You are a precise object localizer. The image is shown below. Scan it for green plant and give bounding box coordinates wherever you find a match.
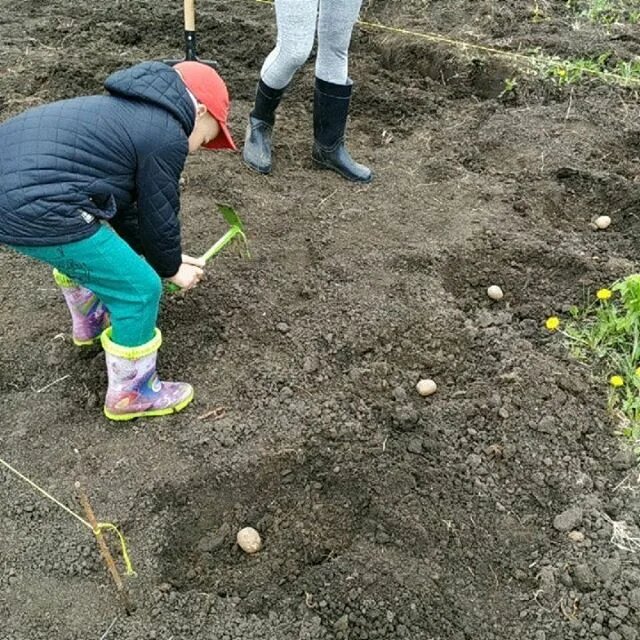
[539,52,640,87]
[566,0,640,24]
[500,77,519,97]
[615,58,640,81]
[547,275,640,452]
[354,19,640,89]
[531,1,549,22]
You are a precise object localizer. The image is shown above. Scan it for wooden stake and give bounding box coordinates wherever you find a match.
[75,481,133,614]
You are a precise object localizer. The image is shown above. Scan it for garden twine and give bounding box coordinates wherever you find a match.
[0,456,135,576]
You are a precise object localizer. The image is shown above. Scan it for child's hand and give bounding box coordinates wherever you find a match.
[168,261,204,290]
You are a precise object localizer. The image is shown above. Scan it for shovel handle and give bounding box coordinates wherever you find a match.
[184,0,196,31]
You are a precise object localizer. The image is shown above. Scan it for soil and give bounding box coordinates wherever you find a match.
[2,1,640,639]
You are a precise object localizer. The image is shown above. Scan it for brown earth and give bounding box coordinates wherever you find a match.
[1,1,640,639]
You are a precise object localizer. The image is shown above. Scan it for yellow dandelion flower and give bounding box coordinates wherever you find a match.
[636,367,640,377]
[610,375,624,388]
[545,316,560,331]
[596,288,612,301]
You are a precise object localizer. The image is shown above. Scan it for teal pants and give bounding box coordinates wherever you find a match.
[10,225,161,347]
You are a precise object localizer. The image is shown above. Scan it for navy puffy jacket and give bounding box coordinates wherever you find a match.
[0,62,196,277]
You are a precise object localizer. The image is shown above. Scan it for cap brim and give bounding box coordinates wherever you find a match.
[204,121,237,151]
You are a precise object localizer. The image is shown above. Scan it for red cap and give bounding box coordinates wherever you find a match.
[174,61,237,151]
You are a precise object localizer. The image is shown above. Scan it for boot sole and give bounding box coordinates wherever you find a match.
[74,337,100,347]
[103,388,195,422]
[312,157,373,184]
[242,156,272,175]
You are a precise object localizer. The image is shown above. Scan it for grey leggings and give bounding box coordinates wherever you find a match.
[260,0,363,89]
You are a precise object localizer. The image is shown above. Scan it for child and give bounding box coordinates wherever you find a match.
[242,0,372,183]
[0,60,236,421]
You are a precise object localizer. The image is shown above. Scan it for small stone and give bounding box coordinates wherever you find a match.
[392,386,408,402]
[513,199,529,213]
[85,391,100,410]
[629,587,640,611]
[334,614,349,632]
[406,438,423,455]
[596,557,621,582]
[594,215,611,229]
[553,507,583,532]
[538,415,557,434]
[394,404,420,431]
[538,566,555,598]
[620,624,638,640]
[375,529,391,544]
[559,571,573,587]
[242,590,264,613]
[568,530,585,543]
[303,355,319,373]
[198,522,231,553]
[466,453,482,469]
[572,564,596,592]
[535,632,546,640]
[487,285,504,301]
[416,379,437,397]
[612,449,636,471]
[610,605,629,620]
[276,322,290,333]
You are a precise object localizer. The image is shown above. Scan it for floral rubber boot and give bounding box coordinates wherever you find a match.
[100,327,194,421]
[53,269,110,346]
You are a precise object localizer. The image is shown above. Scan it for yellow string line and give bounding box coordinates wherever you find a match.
[252,0,640,87]
[96,522,136,576]
[0,455,135,576]
[359,19,542,65]
[0,456,92,529]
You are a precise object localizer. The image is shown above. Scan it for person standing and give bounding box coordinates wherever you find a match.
[242,0,372,183]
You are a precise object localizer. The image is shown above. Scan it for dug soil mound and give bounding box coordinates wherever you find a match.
[1,1,640,639]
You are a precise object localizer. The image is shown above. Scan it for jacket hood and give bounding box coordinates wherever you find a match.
[104,61,195,137]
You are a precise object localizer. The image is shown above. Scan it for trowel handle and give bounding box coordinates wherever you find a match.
[201,227,243,264]
[184,0,196,31]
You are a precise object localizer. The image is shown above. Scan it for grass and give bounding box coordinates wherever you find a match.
[527,1,640,88]
[542,53,640,86]
[566,0,640,24]
[357,7,640,89]
[548,275,640,452]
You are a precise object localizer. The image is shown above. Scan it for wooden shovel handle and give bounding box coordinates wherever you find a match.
[184,0,196,31]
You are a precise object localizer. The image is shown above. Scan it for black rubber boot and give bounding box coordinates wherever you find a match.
[312,78,373,183]
[242,79,286,174]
